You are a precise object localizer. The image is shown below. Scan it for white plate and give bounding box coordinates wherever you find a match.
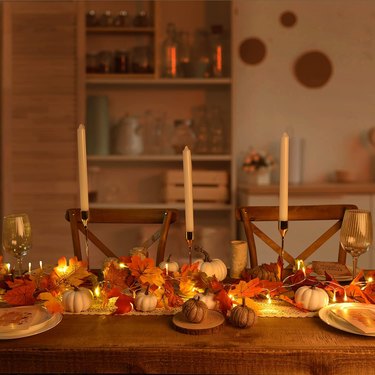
[319,303,375,336]
[0,306,62,340]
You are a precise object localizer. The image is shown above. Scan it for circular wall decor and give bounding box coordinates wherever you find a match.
[239,37,267,65]
[280,11,297,27]
[294,51,333,88]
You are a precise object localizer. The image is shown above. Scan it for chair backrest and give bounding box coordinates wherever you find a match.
[235,204,358,268]
[65,208,179,265]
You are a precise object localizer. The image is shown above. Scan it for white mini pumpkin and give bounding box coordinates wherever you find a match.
[196,247,227,281]
[135,290,158,312]
[196,291,216,310]
[62,287,93,313]
[294,285,329,311]
[159,254,179,273]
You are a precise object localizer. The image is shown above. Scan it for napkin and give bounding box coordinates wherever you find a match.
[0,306,42,332]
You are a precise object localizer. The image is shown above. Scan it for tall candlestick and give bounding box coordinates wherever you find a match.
[77,124,89,212]
[183,146,194,233]
[183,146,194,265]
[279,132,289,222]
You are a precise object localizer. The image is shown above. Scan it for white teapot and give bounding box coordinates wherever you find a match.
[112,115,144,155]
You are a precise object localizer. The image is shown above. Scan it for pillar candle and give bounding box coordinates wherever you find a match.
[183,146,194,233]
[279,132,289,221]
[77,124,89,212]
[230,240,248,279]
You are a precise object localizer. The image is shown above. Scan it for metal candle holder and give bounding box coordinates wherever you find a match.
[278,220,288,259]
[185,231,194,266]
[81,210,90,269]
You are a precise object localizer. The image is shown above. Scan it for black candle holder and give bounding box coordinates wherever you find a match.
[185,231,194,266]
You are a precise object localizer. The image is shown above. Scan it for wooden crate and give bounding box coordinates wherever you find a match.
[164,170,229,203]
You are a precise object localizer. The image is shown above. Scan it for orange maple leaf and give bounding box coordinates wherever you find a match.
[4,279,36,306]
[258,279,285,297]
[38,292,64,314]
[230,278,264,299]
[139,266,165,287]
[126,256,154,278]
[103,262,129,290]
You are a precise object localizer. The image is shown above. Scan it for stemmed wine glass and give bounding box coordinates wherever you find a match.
[340,209,373,279]
[2,213,32,276]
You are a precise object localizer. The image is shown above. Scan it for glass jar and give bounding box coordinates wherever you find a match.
[171,119,196,153]
[86,10,97,27]
[192,106,210,154]
[161,23,178,78]
[131,46,153,73]
[114,50,129,73]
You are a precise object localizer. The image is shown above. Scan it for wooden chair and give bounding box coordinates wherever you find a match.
[65,208,179,265]
[235,204,358,268]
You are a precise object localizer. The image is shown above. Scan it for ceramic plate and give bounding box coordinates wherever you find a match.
[319,303,375,336]
[0,305,62,340]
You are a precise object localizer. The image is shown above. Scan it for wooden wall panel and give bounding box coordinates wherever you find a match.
[3,2,80,266]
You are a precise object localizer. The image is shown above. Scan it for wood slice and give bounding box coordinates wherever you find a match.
[172,311,225,335]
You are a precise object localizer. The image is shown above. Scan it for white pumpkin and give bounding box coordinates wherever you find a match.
[196,247,227,281]
[196,292,216,310]
[62,287,93,313]
[159,254,179,273]
[294,286,329,311]
[135,291,158,312]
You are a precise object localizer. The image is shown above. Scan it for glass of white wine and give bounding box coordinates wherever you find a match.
[2,213,32,277]
[340,209,373,279]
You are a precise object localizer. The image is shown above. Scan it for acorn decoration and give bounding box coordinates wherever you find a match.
[182,296,208,323]
[229,298,257,329]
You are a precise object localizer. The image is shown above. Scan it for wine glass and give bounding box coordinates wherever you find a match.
[340,209,373,279]
[2,213,32,276]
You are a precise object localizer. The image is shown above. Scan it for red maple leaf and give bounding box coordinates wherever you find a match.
[106,287,134,314]
[215,289,233,315]
[4,279,36,306]
[125,256,154,279]
[258,280,285,298]
[230,278,264,298]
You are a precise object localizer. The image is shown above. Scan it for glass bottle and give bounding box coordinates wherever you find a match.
[192,106,210,154]
[177,31,191,77]
[192,29,210,78]
[162,23,178,78]
[210,25,224,77]
[209,105,225,154]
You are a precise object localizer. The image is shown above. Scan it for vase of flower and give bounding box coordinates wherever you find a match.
[242,149,275,186]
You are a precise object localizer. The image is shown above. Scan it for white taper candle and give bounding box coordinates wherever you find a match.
[183,146,194,233]
[279,132,289,221]
[77,124,89,212]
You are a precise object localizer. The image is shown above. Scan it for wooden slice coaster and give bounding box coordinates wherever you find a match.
[172,310,225,335]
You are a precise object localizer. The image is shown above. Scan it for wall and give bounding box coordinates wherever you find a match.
[233,0,375,184]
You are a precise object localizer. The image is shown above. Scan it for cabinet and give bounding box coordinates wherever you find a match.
[79,1,234,267]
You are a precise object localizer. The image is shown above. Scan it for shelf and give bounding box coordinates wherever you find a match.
[87,26,155,34]
[87,154,232,162]
[238,183,375,196]
[86,75,232,86]
[90,202,233,211]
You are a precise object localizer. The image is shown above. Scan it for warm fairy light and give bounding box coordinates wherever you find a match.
[5,263,10,274]
[344,290,348,301]
[228,294,236,302]
[39,261,43,270]
[28,262,32,273]
[332,290,337,302]
[119,262,126,269]
[166,263,169,276]
[367,276,373,283]
[302,266,306,277]
[266,293,272,304]
[94,285,101,298]
[57,265,68,274]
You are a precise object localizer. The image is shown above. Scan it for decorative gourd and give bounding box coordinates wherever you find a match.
[249,264,278,282]
[182,296,208,323]
[196,290,216,310]
[196,247,227,281]
[229,299,257,329]
[159,254,179,273]
[294,285,329,311]
[62,287,93,313]
[135,289,158,312]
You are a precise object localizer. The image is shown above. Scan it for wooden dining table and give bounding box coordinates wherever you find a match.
[0,312,373,375]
